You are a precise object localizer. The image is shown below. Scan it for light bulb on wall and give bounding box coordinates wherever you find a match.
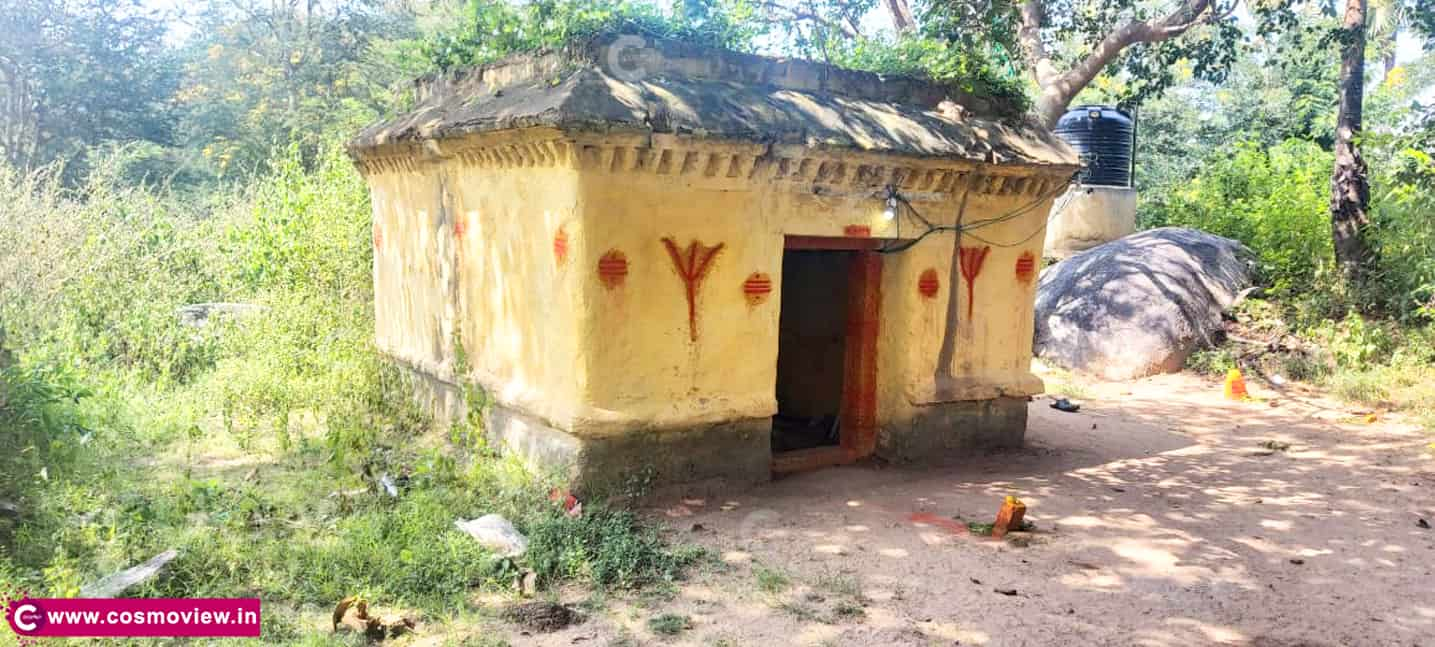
[882,194,897,221]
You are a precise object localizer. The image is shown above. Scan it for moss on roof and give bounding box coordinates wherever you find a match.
[350,34,1077,169]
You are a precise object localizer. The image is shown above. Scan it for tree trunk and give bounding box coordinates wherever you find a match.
[1330,0,1373,291]
[1019,0,1218,128]
[883,0,917,33]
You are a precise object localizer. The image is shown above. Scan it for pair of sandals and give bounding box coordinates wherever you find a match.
[1049,397,1081,413]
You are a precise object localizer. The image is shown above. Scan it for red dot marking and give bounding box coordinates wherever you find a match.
[844,224,872,238]
[743,272,773,305]
[1015,251,1037,284]
[554,227,569,265]
[918,268,940,298]
[597,250,628,289]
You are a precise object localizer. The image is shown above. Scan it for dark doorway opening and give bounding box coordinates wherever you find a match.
[770,237,882,475]
[772,249,853,454]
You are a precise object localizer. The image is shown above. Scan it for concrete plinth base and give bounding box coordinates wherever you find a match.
[399,360,467,427]
[877,397,1028,463]
[485,402,772,498]
[396,361,1028,491]
[395,360,772,496]
[1044,185,1137,259]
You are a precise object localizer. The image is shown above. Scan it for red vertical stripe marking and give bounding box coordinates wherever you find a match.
[553,227,568,265]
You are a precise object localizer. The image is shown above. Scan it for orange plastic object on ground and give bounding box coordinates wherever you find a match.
[992,496,1027,539]
[1224,368,1249,400]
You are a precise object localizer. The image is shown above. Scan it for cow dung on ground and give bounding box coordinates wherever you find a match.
[503,601,583,633]
[1034,227,1254,380]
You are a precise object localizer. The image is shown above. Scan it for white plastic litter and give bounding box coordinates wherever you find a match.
[454,514,528,557]
[81,549,180,598]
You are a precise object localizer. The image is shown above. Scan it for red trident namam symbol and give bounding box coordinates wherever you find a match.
[661,237,725,342]
[958,245,991,322]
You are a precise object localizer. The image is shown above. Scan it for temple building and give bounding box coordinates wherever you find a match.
[347,33,1079,493]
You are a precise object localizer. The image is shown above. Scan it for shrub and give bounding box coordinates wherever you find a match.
[1369,148,1435,320]
[0,136,705,636]
[0,155,226,385]
[0,362,96,553]
[1303,311,1398,372]
[1185,347,1240,377]
[1141,140,1334,298]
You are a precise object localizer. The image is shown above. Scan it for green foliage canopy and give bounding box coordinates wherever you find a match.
[0,0,176,174]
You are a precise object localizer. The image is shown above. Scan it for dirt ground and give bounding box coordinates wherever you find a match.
[483,368,1435,647]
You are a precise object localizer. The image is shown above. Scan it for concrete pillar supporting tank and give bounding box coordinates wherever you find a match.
[1042,184,1137,259]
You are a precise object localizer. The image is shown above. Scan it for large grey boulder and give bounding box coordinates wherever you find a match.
[1034,227,1254,380]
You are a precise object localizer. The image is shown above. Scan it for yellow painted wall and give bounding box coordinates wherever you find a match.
[361,132,1061,440]
[367,136,586,430]
[370,165,454,378]
[577,171,777,434]
[875,191,1049,427]
[448,162,585,429]
[573,141,1056,436]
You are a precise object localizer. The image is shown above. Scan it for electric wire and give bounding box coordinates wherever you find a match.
[876,168,1083,254]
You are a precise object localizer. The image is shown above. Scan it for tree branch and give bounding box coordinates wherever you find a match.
[1030,0,1223,126]
[753,1,862,40]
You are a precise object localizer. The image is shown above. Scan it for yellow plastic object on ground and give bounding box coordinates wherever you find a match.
[1224,368,1249,400]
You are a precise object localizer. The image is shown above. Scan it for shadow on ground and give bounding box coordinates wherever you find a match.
[514,370,1435,646]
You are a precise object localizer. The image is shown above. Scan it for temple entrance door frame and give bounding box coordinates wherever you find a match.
[771,235,881,475]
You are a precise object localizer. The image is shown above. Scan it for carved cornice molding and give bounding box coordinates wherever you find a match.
[352,132,1067,199]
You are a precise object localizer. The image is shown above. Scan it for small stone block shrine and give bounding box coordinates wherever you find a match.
[347,33,1079,493]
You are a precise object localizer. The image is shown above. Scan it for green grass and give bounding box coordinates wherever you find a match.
[647,612,691,636]
[832,599,865,619]
[0,144,704,644]
[967,521,995,536]
[753,564,790,594]
[0,373,705,644]
[1186,347,1242,377]
[1038,365,1093,400]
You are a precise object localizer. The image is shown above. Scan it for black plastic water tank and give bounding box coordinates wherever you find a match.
[1054,106,1134,187]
